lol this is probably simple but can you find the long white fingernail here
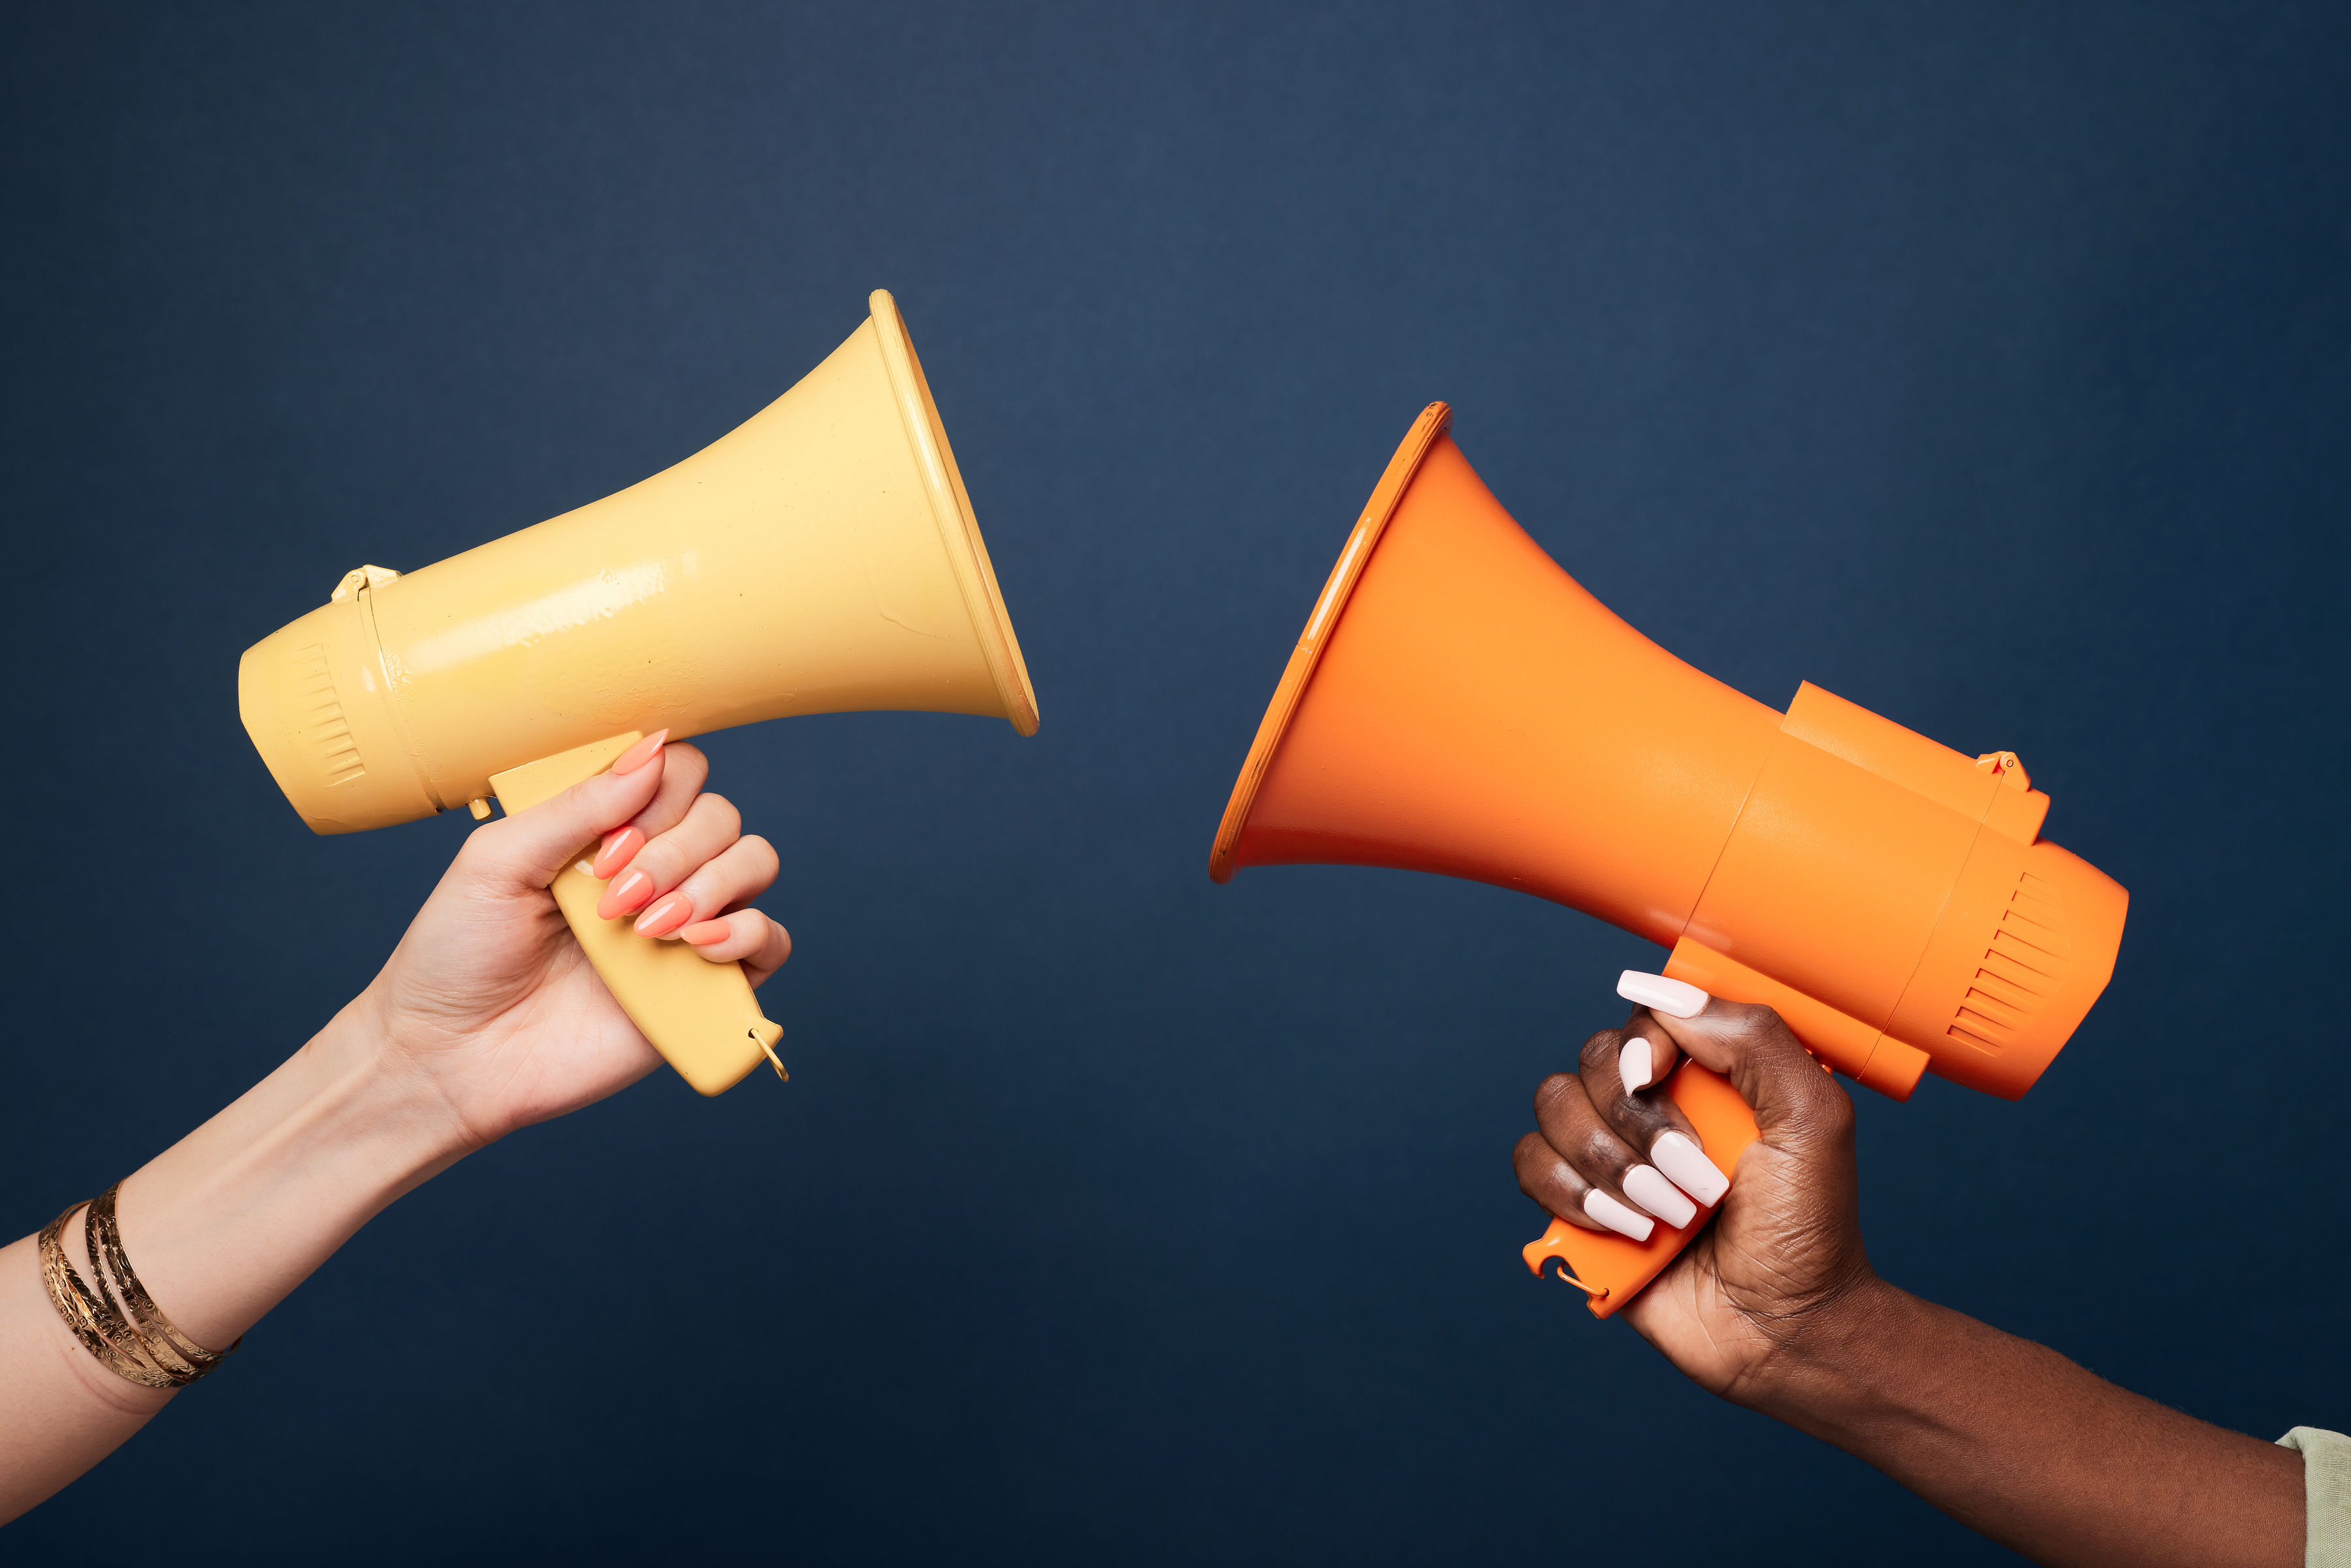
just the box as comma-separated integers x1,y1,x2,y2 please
1652,1131,1730,1206
1618,970,1708,1018
1582,1187,1655,1242
1618,1036,1653,1094
1621,1164,1697,1228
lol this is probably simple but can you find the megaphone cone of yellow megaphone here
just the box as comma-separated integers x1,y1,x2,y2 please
241,291,1038,1096
1210,403,2125,1316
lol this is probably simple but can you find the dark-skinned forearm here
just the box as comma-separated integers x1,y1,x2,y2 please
1744,1277,2302,1568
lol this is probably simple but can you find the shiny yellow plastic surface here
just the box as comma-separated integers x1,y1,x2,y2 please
238,291,1039,1095
239,289,1036,835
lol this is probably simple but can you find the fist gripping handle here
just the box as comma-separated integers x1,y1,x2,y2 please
1522,957,1863,1317
1523,1059,1760,1319
489,732,786,1097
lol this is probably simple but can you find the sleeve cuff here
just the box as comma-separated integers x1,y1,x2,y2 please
2276,1427,2351,1568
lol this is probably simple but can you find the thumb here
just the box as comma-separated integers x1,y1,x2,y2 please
1619,970,1853,1154
467,735,669,892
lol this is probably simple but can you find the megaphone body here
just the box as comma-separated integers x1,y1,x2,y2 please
1209,404,2124,1317
240,291,1038,1096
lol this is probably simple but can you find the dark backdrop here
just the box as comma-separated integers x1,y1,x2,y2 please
5,5,2346,1563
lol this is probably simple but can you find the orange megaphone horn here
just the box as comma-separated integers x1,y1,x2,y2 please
1209,403,2126,1318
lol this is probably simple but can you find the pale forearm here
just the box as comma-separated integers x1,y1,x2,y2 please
106,1002,476,1345
1,739,776,1524
0,1004,475,1523
1755,1280,2302,1568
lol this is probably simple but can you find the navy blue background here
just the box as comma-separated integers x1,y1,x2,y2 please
5,5,2346,1561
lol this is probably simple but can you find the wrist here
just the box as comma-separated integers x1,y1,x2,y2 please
104,1006,483,1351
304,999,490,1176
1733,1271,1919,1432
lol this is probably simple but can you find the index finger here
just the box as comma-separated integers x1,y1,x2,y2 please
1614,970,1701,1093
588,741,713,880
1630,975,1853,1157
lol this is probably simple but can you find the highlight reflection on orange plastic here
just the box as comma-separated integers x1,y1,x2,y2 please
1209,404,2126,1318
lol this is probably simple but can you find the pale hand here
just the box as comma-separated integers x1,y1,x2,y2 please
355,734,792,1147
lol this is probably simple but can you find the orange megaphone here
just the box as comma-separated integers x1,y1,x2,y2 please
1209,403,2126,1318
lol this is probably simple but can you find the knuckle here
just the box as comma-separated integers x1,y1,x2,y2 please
451,832,498,876
1511,1132,1567,1198
1532,1072,1582,1118
1779,1080,1855,1153
1573,1125,1622,1172
1815,1085,1857,1139
1576,1029,1623,1071
697,793,741,835
639,835,686,879
738,833,779,874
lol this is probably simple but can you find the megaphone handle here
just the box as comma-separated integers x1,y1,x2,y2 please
488,734,786,1098
1520,1059,1763,1318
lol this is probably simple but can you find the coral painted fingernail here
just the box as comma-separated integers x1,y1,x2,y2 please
1622,1164,1697,1228
635,891,694,938
591,826,646,881
597,868,655,921
1652,1131,1731,1206
1582,1188,1655,1243
679,919,731,947
1618,970,1708,1019
1619,1036,1653,1094
613,729,670,775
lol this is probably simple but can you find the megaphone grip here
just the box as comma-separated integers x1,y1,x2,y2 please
1520,1060,1761,1319
490,735,783,1097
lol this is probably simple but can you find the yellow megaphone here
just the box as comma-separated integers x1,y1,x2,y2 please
238,290,1039,1096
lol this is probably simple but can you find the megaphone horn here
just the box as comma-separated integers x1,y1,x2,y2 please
240,291,1039,1096
1210,402,2125,1316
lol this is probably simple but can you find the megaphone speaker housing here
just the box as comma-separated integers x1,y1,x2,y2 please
241,289,1036,837
1211,403,2125,1313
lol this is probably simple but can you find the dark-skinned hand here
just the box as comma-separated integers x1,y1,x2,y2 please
1512,977,1874,1403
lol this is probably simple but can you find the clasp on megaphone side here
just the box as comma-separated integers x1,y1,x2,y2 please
329,564,402,602
1974,750,2031,790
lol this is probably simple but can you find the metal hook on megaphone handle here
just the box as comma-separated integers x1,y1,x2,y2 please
488,731,790,1098
752,1028,788,1083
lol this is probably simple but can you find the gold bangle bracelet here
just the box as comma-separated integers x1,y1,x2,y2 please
37,1181,239,1390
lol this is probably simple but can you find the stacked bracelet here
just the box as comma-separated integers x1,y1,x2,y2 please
38,1181,238,1389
